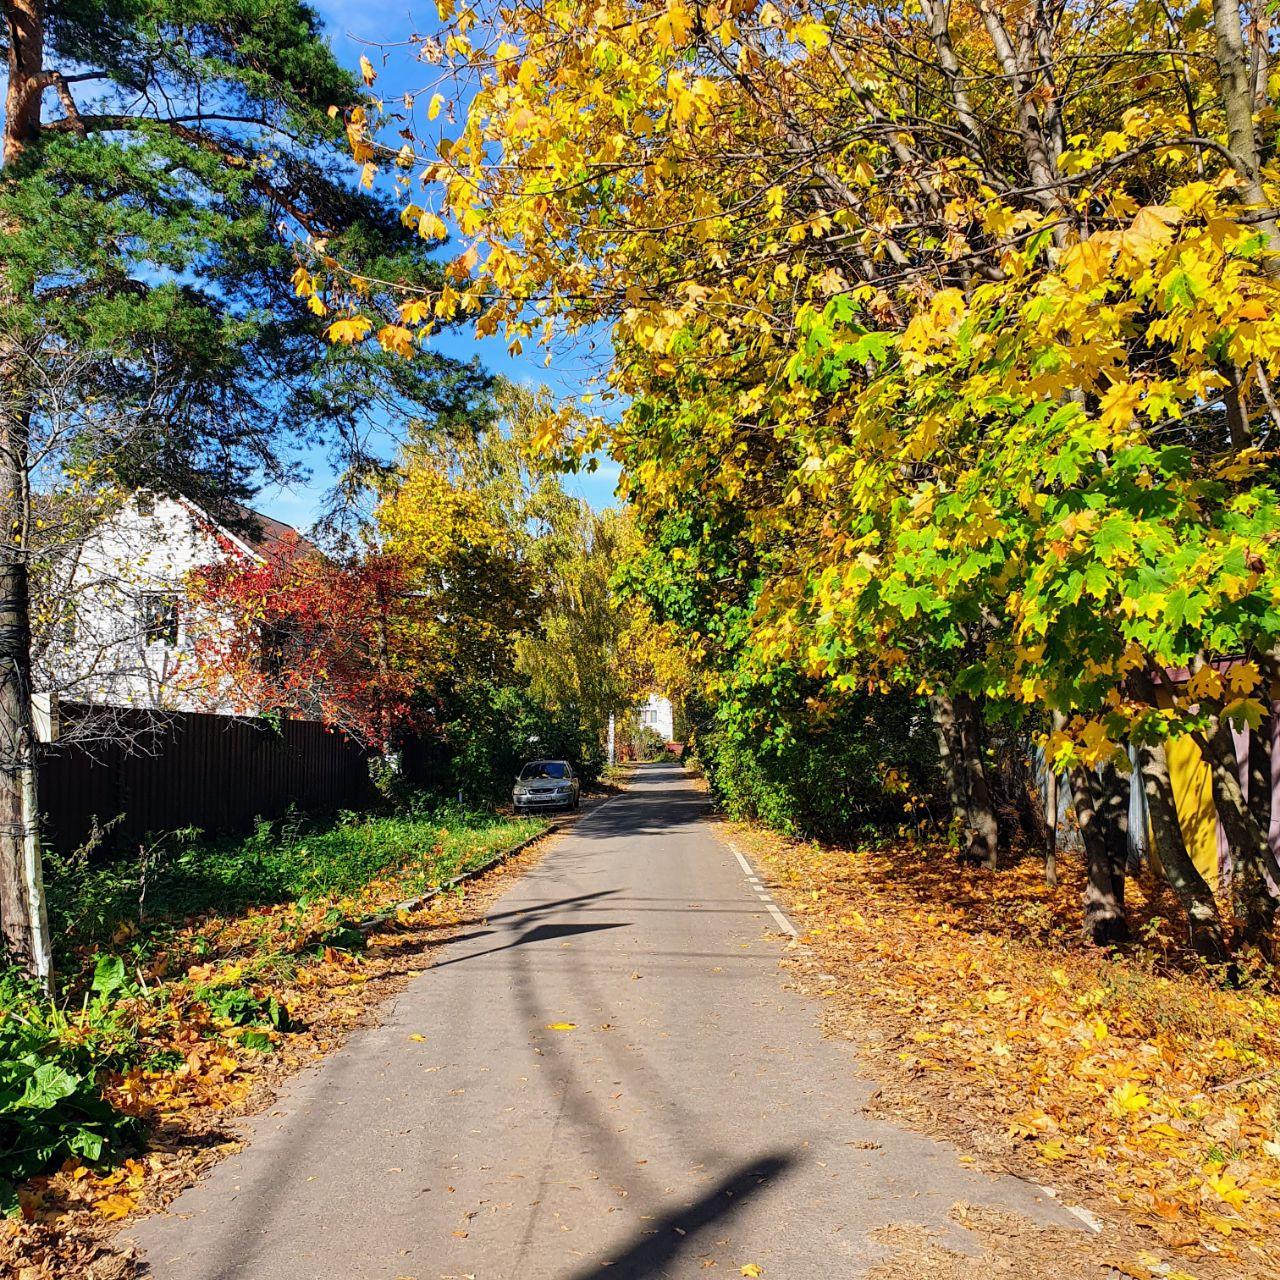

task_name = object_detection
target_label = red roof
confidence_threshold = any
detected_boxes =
[223,502,323,560]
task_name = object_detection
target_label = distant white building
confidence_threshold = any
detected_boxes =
[637,693,675,742]
[37,490,311,714]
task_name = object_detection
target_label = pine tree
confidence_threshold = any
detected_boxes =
[0,0,487,978]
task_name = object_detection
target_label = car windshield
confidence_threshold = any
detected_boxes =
[520,761,568,780]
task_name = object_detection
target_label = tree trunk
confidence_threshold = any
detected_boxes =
[1072,765,1128,945]
[916,0,985,157]
[1044,764,1058,886]
[0,550,49,977]
[1098,760,1132,902]
[1246,707,1272,842]
[0,0,53,983]
[3,0,45,168]
[971,0,1069,242]
[930,692,971,845]
[0,372,48,980]
[953,692,999,868]
[1197,717,1277,952]
[1135,736,1230,962]
[1210,0,1280,265]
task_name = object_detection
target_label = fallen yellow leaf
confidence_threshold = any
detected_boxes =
[546,1022,577,1031]
[1109,1081,1150,1114]
[408,1033,427,1042]
[741,1266,763,1277]
[94,1192,137,1220]
[1206,1172,1248,1211]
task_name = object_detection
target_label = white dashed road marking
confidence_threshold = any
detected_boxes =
[727,842,799,937]
[717,815,1103,1235]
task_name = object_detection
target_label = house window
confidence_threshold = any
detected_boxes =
[135,491,155,517]
[142,592,179,646]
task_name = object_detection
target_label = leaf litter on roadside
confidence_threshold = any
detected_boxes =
[731,820,1280,1280]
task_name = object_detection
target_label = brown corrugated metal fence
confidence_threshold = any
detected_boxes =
[38,704,375,854]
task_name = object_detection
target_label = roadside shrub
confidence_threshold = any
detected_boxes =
[696,688,940,841]
[610,710,670,762]
[440,683,606,801]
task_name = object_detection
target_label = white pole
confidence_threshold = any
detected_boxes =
[21,757,52,988]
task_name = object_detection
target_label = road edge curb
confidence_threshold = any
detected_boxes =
[353,821,557,935]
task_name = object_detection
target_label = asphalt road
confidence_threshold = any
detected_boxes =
[130,763,1079,1279]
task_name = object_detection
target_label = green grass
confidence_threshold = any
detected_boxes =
[45,805,547,958]
[2,804,547,1215]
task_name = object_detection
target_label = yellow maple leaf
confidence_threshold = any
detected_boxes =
[1186,664,1224,701]
[654,0,693,46]
[1225,661,1260,695]
[790,20,831,51]
[377,324,417,358]
[1206,1172,1248,1211]
[327,315,374,344]
[741,1266,764,1277]
[399,298,435,327]
[95,1192,138,1221]
[1109,1081,1150,1115]
[1060,237,1112,288]
[419,212,449,240]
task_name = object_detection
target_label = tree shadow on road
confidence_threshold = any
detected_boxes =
[483,888,621,923]
[559,1153,794,1280]
[426,918,631,969]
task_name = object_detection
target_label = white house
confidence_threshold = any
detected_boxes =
[637,693,675,743]
[37,490,312,714]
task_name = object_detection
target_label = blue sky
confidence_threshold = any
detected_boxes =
[259,0,622,529]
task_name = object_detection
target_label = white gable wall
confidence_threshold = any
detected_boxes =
[638,694,675,742]
[38,493,253,713]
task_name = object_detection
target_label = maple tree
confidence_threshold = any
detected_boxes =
[319,0,1280,958]
[186,534,431,751]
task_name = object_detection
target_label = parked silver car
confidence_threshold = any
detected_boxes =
[513,759,580,813]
